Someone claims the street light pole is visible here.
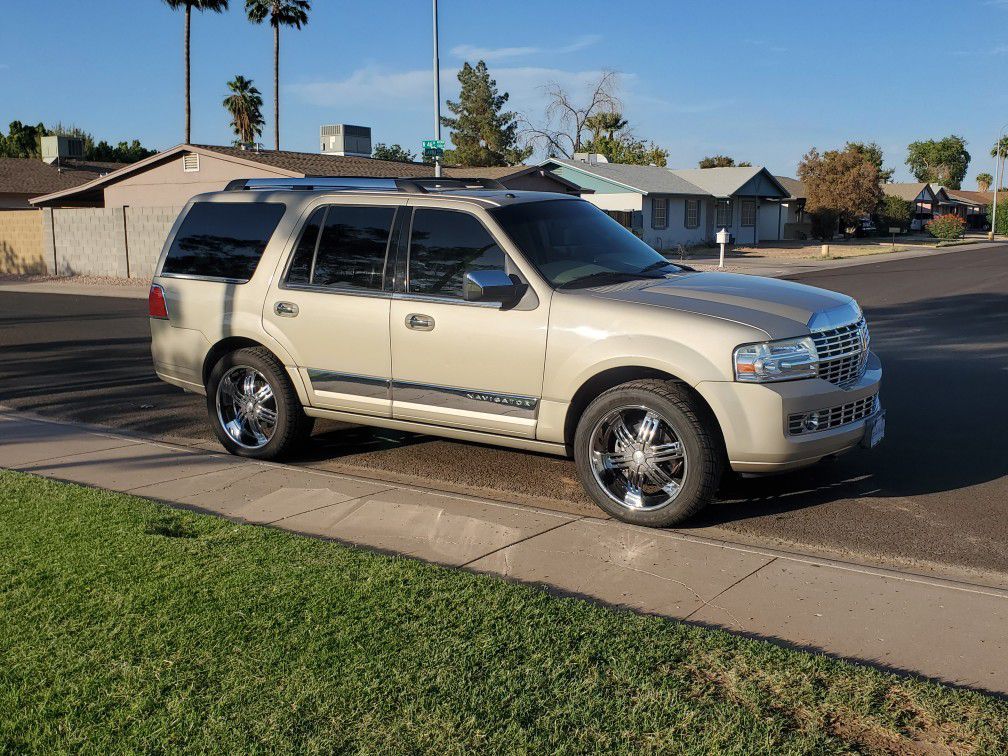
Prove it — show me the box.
[432,0,442,178]
[991,122,1008,240]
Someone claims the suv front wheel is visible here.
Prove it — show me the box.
[206,346,314,459]
[574,380,722,527]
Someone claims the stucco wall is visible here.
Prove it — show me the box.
[104,152,290,208]
[0,209,47,274]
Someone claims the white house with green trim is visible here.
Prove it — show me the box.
[541,157,793,249]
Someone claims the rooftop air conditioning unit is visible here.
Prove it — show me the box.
[320,124,372,157]
[41,135,85,164]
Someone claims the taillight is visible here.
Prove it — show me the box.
[148,284,169,319]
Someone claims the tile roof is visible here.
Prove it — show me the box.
[943,189,993,206]
[195,144,439,177]
[549,158,708,195]
[0,157,126,195]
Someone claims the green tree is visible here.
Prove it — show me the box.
[875,195,913,231]
[577,110,668,166]
[905,135,970,189]
[520,70,620,157]
[584,111,627,143]
[987,200,1008,235]
[441,61,531,167]
[845,141,894,182]
[976,172,994,192]
[245,0,310,151]
[0,121,49,157]
[47,123,155,163]
[163,0,230,144]
[223,75,264,144]
[990,136,1008,190]
[798,145,882,240]
[698,155,736,168]
[372,143,416,162]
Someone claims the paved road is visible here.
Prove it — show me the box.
[2,246,1006,577]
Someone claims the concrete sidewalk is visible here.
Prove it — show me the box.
[2,410,1006,695]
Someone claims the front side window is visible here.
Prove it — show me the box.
[741,200,757,227]
[685,199,700,229]
[162,201,285,281]
[284,204,396,291]
[408,209,505,299]
[651,197,668,229]
[715,199,733,228]
[490,199,682,289]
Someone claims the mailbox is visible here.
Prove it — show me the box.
[716,228,732,245]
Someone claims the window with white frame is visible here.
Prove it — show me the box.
[715,199,733,227]
[741,200,756,227]
[684,199,700,229]
[651,197,668,229]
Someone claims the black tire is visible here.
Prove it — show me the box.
[573,379,723,527]
[206,346,314,459]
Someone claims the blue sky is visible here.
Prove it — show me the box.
[1,0,1006,184]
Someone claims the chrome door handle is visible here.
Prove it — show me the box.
[274,301,299,317]
[405,313,434,331]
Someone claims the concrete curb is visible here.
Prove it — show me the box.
[2,407,1005,695]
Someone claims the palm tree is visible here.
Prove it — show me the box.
[245,0,310,151]
[584,111,628,143]
[991,136,1008,191]
[223,75,264,145]
[976,173,993,192]
[163,0,230,144]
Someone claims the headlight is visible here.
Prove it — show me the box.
[734,336,818,383]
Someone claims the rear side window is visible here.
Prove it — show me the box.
[284,205,396,291]
[408,209,505,299]
[162,202,285,282]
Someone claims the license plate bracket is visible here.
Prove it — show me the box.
[861,409,886,449]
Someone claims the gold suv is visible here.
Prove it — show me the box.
[149,177,884,527]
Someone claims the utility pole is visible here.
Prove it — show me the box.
[432,0,442,178]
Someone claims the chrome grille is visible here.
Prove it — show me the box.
[811,317,869,389]
[788,394,878,435]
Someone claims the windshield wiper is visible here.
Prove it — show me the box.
[558,270,667,289]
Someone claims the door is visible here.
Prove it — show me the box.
[390,206,549,438]
[263,199,403,416]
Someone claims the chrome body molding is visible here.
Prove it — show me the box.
[307,369,391,400]
[305,370,540,418]
[392,380,539,418]
[807,299,862,332]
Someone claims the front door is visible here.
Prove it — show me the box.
[389,206,549,438]
[263,198,403,416]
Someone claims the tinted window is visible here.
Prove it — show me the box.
[162,202,285,281]
[311,205,395,290]
[489,200,681,287]
[284,207,325,286]
[408,209,505,298]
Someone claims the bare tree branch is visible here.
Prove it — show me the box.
[520,70,622,158]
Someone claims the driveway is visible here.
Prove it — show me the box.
[1,245,1006,579]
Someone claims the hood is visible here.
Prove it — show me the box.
[580,271,857,339]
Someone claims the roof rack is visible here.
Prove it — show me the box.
[223,176,508,194]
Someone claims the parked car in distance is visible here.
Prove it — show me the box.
[149,177,884,527]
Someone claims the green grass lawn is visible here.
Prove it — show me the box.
[1,470,1005,754]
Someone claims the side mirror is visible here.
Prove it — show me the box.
[463,269,524,305]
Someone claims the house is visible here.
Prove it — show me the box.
[0,156,124,209]
[935,188,992,231]
[541,157,791,248]
[772,176,810,239]
[29,143,578,208]
[882,182,936,230]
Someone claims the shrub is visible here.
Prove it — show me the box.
[809,208,839,241]
[925,213,966,240]
[987,200,1008,235]
[875,195,914,233]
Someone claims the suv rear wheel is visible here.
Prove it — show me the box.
[574,379,722,527]
[206,346,314,459]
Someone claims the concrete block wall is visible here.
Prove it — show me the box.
[0,209,48,275]
[125,206,183,280]
[52,208,128,278]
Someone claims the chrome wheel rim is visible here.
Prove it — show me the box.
[215,366,278,449]
[588,405,688,512]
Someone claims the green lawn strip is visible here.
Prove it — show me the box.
[0,470,1004,754]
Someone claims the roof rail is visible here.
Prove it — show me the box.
[223,176,509,193]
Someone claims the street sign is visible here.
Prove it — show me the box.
[422,139,445,150]
[422,147,444,158]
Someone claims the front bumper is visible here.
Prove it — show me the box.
[695,351,883,473]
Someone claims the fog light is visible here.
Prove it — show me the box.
[803,412,820,432]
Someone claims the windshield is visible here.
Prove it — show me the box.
[489,199,682,288]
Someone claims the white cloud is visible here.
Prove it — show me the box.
[450,34,601,61]
[953,43,1008,56]
[288,67,436,108]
